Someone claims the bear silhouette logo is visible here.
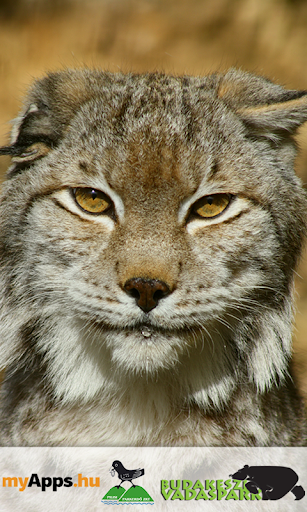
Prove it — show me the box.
[230,465,305,501]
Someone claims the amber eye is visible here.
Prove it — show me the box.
[73,188,112,214]
[192,193,231,218]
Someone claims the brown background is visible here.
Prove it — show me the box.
[0,0,307,395]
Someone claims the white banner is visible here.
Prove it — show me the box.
[0,447,306,511]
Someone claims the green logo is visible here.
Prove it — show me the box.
[161,479,262,501]
[101,460,154,505]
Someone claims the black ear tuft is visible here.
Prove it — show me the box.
[0,68,98,167]
[13,102,57,150]
[0,102,57,164]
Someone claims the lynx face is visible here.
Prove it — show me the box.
[0,69,307,418]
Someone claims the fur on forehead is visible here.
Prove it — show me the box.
[0,68,307,170]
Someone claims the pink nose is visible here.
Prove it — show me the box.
[124,277,171,312]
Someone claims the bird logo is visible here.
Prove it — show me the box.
[110,460,145,488]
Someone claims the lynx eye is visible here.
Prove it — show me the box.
[192,193,231,218]
[73,187,112,214]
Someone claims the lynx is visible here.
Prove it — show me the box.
[0,68,306,446]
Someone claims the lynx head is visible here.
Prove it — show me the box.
[0,68,307,411]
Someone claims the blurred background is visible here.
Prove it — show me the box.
[0,0,307,396]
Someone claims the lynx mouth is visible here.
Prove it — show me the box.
[124,322,172,339]
[118,321,183,342]
[92,316,199,343]
[140,326,153,338]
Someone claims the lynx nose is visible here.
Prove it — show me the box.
[124,277,171,312]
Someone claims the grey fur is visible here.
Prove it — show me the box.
[0,68,306,446]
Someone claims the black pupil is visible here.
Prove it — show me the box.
[207,196,214,205]
[91,190,97,200]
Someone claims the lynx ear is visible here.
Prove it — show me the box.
[0,102,57,163]
[237,96,307,141]
[0,69,95,165]
[218,69,307,142]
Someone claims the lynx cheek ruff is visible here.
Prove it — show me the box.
[0,68,306,446]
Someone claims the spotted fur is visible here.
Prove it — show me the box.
[0,68,307,446]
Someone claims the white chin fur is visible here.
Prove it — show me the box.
[33,315,236,410]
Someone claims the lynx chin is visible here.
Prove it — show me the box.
[0,68,306,446]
